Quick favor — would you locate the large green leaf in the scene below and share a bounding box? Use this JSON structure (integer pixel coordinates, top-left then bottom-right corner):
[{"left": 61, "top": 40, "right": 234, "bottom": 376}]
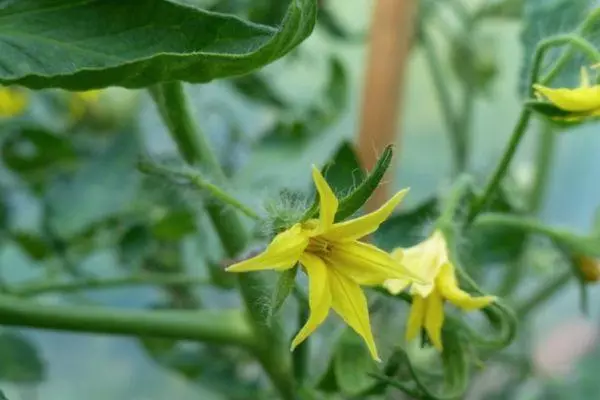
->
[{"left": 0, "top": 0, "right": 317, "bottom": 90}]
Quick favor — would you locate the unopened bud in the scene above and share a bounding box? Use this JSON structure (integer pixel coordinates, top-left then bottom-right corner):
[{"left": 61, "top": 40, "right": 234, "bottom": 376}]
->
[{"left": 576, "top": 256, "right": 600, "bottom": 282}]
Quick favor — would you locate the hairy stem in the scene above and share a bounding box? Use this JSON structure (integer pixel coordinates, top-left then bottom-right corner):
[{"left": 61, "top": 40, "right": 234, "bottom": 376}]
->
[
  {"left": 150, "top": 82, "right": 248, "bottom": 255},
  {"left": 151, "top": 82, "right": 295, "bottom": 399},
  {"left": 11, "top": 274, "right": 210, "bottom": 298},
  {"left": 139, "top": 159, "right": 260, "bottom": 220}
]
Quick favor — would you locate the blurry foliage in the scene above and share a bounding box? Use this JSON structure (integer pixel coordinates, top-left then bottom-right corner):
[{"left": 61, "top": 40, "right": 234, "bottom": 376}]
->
[{"left": 0, "top": 332, "right": 45, "bottom": 384}]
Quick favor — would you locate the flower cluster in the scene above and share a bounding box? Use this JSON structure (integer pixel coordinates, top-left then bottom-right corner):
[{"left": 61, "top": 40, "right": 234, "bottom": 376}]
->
[{"left": 227, "top": 167, "right": 496, "bottom": 359}]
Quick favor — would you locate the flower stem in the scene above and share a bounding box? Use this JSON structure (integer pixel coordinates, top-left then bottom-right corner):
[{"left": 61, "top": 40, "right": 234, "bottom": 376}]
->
[
  {"left": 11, "top": 274, "right": 210, "bottom": 298},
  {"left": 465, "top": 107, "right": 532, "bottom": 225},
  {"left": 528, "top": 121, "right": 556, "bottom": 214},
  {"left": 151, "top": 82, "right": 295, "bottom": 399},
  {"left": 473, "top": 213, "right": 571, "bottom": 241},
  {"left": 0, "top": 294, "right": 254, "bottom": 347},
  {"left": 138, "top": 159, "right": 260, "bottom": 220}
]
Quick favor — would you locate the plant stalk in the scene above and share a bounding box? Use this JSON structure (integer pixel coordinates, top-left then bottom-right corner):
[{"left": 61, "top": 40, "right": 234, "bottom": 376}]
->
[
  {"left": 0, "top": 294, "right": 254, "bottom": 347},
  {"left": 151, "top": 81, "right": 295, "bottom": 399}
]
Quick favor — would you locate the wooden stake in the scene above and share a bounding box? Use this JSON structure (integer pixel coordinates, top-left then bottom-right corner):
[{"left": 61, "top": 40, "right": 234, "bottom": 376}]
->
[{"left": 357, "top": 0, "right": 417, "bottom": 210}]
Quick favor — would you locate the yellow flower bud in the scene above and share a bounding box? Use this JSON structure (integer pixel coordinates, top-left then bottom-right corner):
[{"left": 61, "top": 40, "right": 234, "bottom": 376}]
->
[{"left": 576, "top": 256, "right": 600, "bottom": 282}]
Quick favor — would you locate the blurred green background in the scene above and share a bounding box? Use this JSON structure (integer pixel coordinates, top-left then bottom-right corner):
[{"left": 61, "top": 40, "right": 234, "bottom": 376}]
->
[{"left": 0, "top": 0, "right": 599, "bottom": 399}]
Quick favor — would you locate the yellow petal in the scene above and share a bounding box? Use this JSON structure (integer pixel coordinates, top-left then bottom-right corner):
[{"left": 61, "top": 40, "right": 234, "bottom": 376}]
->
[
  {"left": 312, "top": 166, "right": 339, "bottom": 230},
  {"left": 533, "top": 84, "right": 600, "bottom": 112},
  {"left": 291, "top": 254, "right": 332, "bottom": 350},
  {"left": 402, "top": 231, "right": 448, "bottom": 297},
  {"left": 423, "top": 290, "right": 445, "bottom": 351},
  {"left": 383, "top": 278, "right": 410, "bottom": 295},
  {"left": 323, "top": 189, "right": 409, "bottom": 241},
  {"left": 436, "top": 263, "right": 495, "bottom": 311},
  {"left": 328, "top": 268, "right": 380, "bottom": 361},
  {"left": 226, "top": 224, "right": 308, "bottom": 272},
  {"left": 328, "top": 241, "right": 424, "bottom": 286},
  {"left": 405, "top": 295, "right": 425, "bottom": 343}
]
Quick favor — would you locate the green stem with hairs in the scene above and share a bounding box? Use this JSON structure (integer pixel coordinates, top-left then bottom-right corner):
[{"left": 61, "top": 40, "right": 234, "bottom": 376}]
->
[
  {"left": 529, "top": 121, "right": 556, "bottom": 214},
  {"left": 151, "top": 82, "right": 295, "bottom": 399},
  {"left": 11, "top": 274, "right": 210, "bottom": 298},
  {"left": 138, "top": 159, "right": 260, "bottom": 220},
  {"left": 0, "top": 294, "right": 254, "bottom": 347},
  {"left": 474, "top": 213, "right": 572, "bottom": 241},
  {"left": 149, "top": 82, "right": 249, "bottom": 255}
]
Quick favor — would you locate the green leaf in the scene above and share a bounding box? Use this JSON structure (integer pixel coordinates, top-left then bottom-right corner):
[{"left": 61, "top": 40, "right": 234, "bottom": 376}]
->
[
  {"left": 248, "top": 0, "right": 292, "bottom": 26},
  {"left": 374, "top": 198, "right": 438, "bottom": 252},
  {"left": 45, "top": 131, "right": 139, "bottom": 240},
  {"left": 335, "top": 144, "right": 394, "bottom": 221},
  {"left": 333, "top": 329, "right": 378, "bottom": 396},
  {"left": 269, "top": 266, "right": 298, "bottom": 320},
  {"left": 301, "top": 144, "right": 392, "bottom": 222},
  {"left": 10, "top": 232, "right": 52, "bottom": 261},
  {"left": 0, "top": 331, "right": 45, "bottom": 384},
  {"left": 322, "top": 141, "right": 364, "bottom": 197},
  {"left": 0, "top": 0, "right": 318, "bottom": 90},
  {"left": 1, "top": 129, "right": 76, "bottom": 176},
  {"left": 520, "top": 0, "right": 595, "bottom": 95},
  {"left": 118, "top": 224, "right": 154, "bottom": 267},
  {"left": 151, "top": 210, "right": 197, "bottom": 241}
]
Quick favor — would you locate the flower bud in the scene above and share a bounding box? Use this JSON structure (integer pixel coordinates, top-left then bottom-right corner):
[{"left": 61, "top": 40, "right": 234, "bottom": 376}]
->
[{"left": 576, "top": 256, "right": 600, "bottom": 282}]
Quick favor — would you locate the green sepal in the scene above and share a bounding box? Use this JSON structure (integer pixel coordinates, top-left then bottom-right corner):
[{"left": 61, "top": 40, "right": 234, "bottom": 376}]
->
[
  {"left": 268, "top": 265, "right": 299, "bottom": 322},
  {"left": 525, "top": 100, "right": 594, "bottom": 127},
  {"left": 301, "top": 144, "right": 394, "bottom": 222}
]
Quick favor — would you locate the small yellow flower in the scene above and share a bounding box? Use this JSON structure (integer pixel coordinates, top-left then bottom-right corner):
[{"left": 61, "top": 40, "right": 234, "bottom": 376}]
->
[
  {"left": 576, "top": 256, "right": 600, "bottom": 282},
  {"left": 533, "top": 66, "right": 600, "bottom": 117},
  {"left": 227, "top": 166, "right": 424, "bottom": 361},
  {"left": 69, "top": 90, "right": 102, "bottom": 120},
  {"left": 0, "top": 87, "right": 27, "bottom": 118},
  {"left": 384, "top": 231, "right": 495, "bottom": 351}
]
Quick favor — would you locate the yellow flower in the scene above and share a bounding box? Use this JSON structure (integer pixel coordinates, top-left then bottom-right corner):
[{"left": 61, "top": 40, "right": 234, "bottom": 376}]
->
[
  {"left": 576, "top": 256, "right": 600, "bottom": 282},
  {"left": 533, "top": 66, "right": 600, "bottom": 117},
  {"left": 69, "top": 90, "right": 102, "bottom": 120},
  {"left": 0, "top": 87, "right": 27, "bottom": 118},
  {"left": 384, "top": 231, "right": 495, "bottom": 351},
  {"left": 227, "top": 166, "right": 424, "bottom": 361}
]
